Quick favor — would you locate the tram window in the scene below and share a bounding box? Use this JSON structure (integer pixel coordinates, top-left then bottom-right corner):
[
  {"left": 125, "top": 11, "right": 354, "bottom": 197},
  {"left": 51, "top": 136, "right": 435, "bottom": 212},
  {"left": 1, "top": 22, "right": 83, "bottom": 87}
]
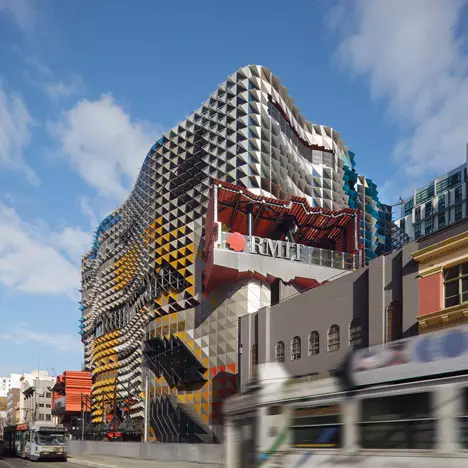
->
[
  {"left": 459, "top": 387, "right": 468, "bottom": 448},
  {"left": 291, "top": 405, "right": 342, "bottom": 448},
  {"left": 267, "top": 406, "right": 282, "bottom": 416},
  {"left": 359, "top": 392, "right": 435, "bottom": 449}
]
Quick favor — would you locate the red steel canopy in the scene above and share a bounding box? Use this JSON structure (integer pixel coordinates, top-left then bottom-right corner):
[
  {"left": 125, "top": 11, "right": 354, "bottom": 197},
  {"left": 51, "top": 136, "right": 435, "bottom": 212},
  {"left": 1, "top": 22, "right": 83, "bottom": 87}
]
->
[{"left": 206, "top": 180, "right": 363, "bottom": 256}]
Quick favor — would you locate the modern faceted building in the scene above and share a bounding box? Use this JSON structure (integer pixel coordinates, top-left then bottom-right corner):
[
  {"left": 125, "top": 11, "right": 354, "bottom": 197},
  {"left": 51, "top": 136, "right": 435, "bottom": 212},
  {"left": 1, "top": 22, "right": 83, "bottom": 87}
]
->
[{"left": 80, "top": 65, "right": 391, "bottom": 442}]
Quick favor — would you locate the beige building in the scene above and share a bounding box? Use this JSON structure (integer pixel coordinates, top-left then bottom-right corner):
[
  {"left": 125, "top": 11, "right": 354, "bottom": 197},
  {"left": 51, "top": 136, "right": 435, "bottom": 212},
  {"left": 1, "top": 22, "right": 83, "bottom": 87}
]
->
[
  {"left": 19, "top": 371, "right": 55, "bottom": 424},
  {"left": 6, "top": 388, "right": 20, "bottom": 425},
  {"left": 412, "top": 228, "right": 468, "bottom": 333}
]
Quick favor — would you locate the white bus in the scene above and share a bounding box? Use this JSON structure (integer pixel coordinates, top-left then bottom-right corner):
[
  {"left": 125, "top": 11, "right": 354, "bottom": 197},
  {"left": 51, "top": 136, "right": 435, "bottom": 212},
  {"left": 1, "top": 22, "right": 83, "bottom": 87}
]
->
[
  {"left": 224, "top": 325, "right": 468, "bottom": 467},
  {"left": 15, "top": 421, "right": 67, "bottom": 461}
]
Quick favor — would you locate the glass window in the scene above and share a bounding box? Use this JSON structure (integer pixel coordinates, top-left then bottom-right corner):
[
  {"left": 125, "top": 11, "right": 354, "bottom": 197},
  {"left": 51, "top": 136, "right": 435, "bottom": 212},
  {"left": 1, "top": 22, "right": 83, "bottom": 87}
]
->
[
  {"left": 291, "top": 405, "right": 342, "bottom": 448},
  {"left": 328, "top": 325, "right": 340, "bottom": 352},
  {"left": 399, "top": 218, "right": 406, "bottom": 233},
  {"left": 45, "top": 392, "right": 51, "bottom": 398},
  {"left": 267, "top": 406, "right": 282, "bottom": 416},
  {"left": 359, "top": 393, "right": 434, "bottom": 449},
  {"left": 438, "top": 212, "right": 446, "bottom": 229},
  {"left": 46, "top": 414, "right": 51, "bottom": 421},
  {"left": 349, "top": 319, "right": 362, "bottom": 347},
  {"left": 275, "top": 341, "right": 285, "bottom": 363},
  {"left": 455, "top": 204, "right": 463, "bottom": 221},
  {"left": 424, "top": 201, "right": 432, "bottom": 217},
  {"left": 308, "top": 331, "right": 320, "bottom": 356},
  {"left": 424, "top": 217, "right": 432, "bottom": 235},
  {"left": 444, "top": 262, "right": 468, "bottom": 307},
  {"left": 415, "top": 206, "right": 421, "bottom": 222},
  {"left": 291, "top": 336, "right": 301, "bottom": 360},
  {"left": 455, "top": 186, "right": 463, "bottom": 203},
  {"left": 460, "top": 387, "right": 468, "bottom": 448},
  {"left": 37, "top": 432, "right": 65, "bottom": 445},
  {"left": 404, "top": 200, "right": 414, "bottom": 216},
  {"left": 438, "top": 195, "right": 446, "bottom": 211},
  {"left": 414, "top": 223, "right": 421, "bottom": 239}
]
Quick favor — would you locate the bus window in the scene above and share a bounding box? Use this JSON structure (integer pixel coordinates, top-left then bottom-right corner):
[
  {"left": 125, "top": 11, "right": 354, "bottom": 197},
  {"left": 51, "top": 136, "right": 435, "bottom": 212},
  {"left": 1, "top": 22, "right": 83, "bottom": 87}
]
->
[
  {"left": 359, "top": 392, "right": 434, "bottom": 449},
  {"left": 460, "top": 387, "right": 468, "bottom": 448},
  {"left": 291, "top": 405, "right": 342, "bottom": 448}
]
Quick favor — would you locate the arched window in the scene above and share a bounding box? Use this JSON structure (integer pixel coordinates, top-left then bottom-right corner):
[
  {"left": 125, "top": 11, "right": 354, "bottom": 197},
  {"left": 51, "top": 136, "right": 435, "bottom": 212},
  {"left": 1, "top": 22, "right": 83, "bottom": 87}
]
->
[
  {"left": 291, "top": 336, "right": 302, "bottom": 360},
  {"left": 275, "top": 341, "right": 285, "bottom": 363},
  {"left": 328, "top": 325, "right": 340, "bottom": 352},
  {"left": 308, "top": 331, "right": 320, "bottom": 356},
  {"left": 349, "top": 318, "right": 362, "bottom": 347}
]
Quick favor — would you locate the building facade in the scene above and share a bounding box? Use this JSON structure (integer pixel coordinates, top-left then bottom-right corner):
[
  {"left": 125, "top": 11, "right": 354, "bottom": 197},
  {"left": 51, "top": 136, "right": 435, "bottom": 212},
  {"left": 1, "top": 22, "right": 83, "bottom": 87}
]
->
[
  {"left": 0, "top": 377, "right": 10, "bottom": 397},
  {"left": 397, "top": 145, "right": 468, "bottom": 241},
  {"left": 239, "top": 218, "right": 468, "bottom": 389},
  {"left": 19, "top": 371, "right": 55, "bottom": 424},
  {"left": 412, "top": 219, "right": 468, "bottom": 334},
  {"left": 81, "top": 65, "right": 391, "bottom": 442},
  {"left": 0, "top": 374, "right": 21, "bottom": 398},
  {"left": 6, "top": 388, "right": 20, "bottom": 425},
  {"left": 51, "top": 370, "right": 92, "bottom": 435}
]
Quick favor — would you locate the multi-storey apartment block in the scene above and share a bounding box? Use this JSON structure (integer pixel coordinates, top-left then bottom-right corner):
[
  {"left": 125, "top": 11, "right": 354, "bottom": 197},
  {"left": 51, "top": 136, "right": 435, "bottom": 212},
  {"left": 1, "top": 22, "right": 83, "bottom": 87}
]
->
[
  {"left": 397, "top": 145, "right": 468, "bottom": 240},
  {"left": 80, "top": 65, "right": 391, "bottom": 442}
]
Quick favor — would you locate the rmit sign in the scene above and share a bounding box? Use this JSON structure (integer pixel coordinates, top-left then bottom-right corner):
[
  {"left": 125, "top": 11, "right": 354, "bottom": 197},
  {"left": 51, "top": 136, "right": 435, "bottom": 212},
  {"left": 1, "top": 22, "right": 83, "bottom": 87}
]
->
[
  {"left": 250, "top": 236, "right": 303, "bottom": 261},
  {"left": 225, "top": 232, "right": 304, "bottom": 261}
]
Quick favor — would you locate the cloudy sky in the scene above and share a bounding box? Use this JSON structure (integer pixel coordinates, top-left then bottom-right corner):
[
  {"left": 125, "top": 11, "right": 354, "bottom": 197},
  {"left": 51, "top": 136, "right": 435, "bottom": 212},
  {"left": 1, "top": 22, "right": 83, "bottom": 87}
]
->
[{"left": 0, "top": 0, "right": 467, "bottom": 376}]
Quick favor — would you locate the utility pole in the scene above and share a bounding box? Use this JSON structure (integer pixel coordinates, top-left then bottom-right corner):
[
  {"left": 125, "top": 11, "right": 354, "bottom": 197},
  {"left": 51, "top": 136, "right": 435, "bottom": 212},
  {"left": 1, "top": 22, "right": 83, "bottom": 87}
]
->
[
  {"left": 34, "top": 354, "right": 40, "bottom": 423},
  {"left": 81, "top": 393, "right": 86, "bottom": 441},
  {"left": 144, "top": 367, "right": 148, "bottom": 443}
]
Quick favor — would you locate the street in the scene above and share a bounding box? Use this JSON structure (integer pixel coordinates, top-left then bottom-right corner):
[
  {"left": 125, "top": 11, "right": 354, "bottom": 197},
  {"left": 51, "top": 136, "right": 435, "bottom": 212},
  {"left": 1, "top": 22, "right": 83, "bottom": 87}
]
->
[
  {"left": 0, "top": 454, "right": 223, "bottom": 468},
  {"left": 0, "top": 458, "right": 77, "bottom": 468}
]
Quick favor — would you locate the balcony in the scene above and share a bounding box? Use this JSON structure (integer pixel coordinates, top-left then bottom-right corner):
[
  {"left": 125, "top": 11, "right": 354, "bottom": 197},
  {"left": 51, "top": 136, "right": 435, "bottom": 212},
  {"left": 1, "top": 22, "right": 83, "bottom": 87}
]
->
[
  {"left": 219, "top": 232, "right": 358, "bottom": 269},
  {"left": 205, "top": 232, "right": 358, "bottom": 290}
]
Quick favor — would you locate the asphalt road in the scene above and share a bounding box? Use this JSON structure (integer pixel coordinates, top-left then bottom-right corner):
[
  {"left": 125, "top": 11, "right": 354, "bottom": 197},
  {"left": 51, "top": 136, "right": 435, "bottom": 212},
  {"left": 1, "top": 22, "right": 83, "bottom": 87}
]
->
[{"left": 0, "top": 457, "right": 79, "bottom": 468}]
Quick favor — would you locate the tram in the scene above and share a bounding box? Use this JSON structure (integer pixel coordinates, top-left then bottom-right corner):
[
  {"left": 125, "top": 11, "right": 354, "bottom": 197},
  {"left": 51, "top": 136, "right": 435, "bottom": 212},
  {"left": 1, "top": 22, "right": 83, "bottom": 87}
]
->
[
  {"left": 3, "top": 422, "right": 67, "bottom": 461},
  {"left": 224, "top": 325, "right": 468, "bottom": 467}
]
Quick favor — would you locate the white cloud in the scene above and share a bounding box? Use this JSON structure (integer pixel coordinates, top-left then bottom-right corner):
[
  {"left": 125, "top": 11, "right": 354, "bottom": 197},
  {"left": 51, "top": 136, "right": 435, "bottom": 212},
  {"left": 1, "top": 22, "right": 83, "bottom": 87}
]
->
[
  {"left": 12, "top": 45, "right": 85, "bottom": 102},
  {"left": 0, "top": 0, "right": 36, "bottom": 32},
  {"left": 0, "top": 324, "right": 82, "bottom": 353},
  {"left": 79, "top": 196, "right": 98, "bottom": 230},
  {"left": 41, "top": 75, "right": 85, "bottom": 101},
  {"left": 330, "top": 0, "right": 468, "bottom": 201},
  {"left": 25, "top": 56, "right": 53, "bottom": 76},
  {"left": 50, "top": 95, "right": 162, "bottom": 201},
  {"left": 53, "top": 226, "right": 91, "bottom": 265},
  {"left": 0, "top": 87, "right": 39, "bottom": 185},
  {"left": 0, "top": 203, "right": 82, "bottom": 298}
]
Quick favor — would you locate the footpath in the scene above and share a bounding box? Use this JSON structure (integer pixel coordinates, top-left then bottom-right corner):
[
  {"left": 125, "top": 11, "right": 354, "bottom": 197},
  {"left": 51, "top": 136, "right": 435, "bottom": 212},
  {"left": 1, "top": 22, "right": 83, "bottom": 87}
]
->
[{"left": 69, "top": 453, "right": 223, "bottom": 468}]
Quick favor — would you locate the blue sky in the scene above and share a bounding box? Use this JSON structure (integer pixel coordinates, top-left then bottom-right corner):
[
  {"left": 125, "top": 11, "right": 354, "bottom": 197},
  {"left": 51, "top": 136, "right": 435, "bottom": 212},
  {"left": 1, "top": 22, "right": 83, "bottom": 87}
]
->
[{"left": 0, "top": 0, "right": 467, "bottom": 377}]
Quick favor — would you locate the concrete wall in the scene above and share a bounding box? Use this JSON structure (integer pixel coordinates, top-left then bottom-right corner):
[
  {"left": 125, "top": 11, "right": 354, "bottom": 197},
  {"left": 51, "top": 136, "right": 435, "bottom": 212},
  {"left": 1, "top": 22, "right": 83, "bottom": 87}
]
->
[{"left": 67, "top": 440, "right": 224, "bottom": 464}]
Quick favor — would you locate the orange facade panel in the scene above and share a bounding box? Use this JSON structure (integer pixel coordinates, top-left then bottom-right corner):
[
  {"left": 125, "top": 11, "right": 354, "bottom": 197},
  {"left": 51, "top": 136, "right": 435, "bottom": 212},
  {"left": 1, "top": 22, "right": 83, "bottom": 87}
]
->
[{"left": 52, "top": 370, "right": 92, "bottom": 413}]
